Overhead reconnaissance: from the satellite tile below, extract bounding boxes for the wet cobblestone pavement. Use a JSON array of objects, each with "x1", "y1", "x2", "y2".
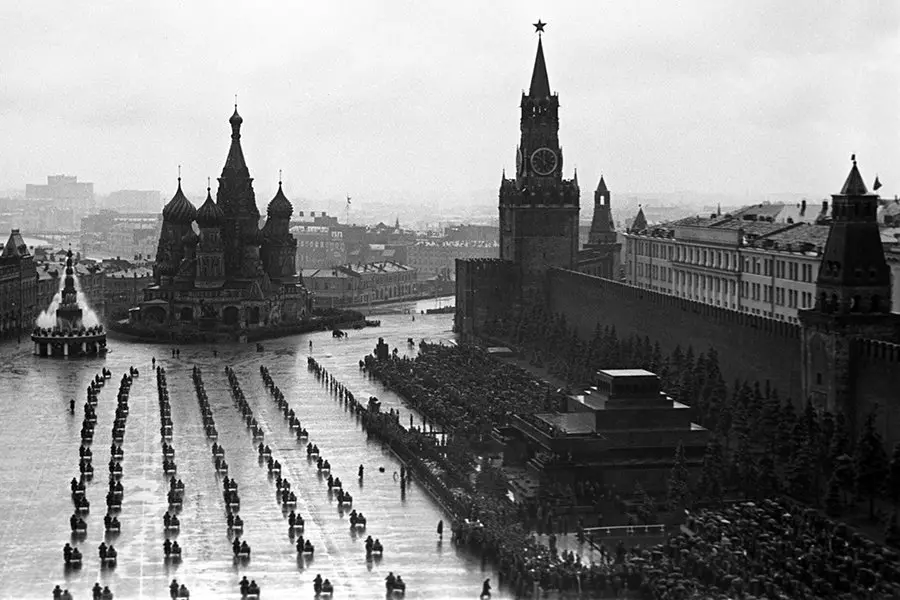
[{"x1": 0, "y1": 300, "x2": 508, "y2": 598}]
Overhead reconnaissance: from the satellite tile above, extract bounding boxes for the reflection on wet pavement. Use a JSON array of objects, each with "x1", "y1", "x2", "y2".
[{"x1": 0, "y1": 299, "x2": 510, "y2": 598}]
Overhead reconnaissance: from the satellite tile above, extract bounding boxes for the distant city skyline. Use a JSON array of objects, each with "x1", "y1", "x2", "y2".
[{"x1": 1, "y1": 1, "x2": 897, "y2": 202}]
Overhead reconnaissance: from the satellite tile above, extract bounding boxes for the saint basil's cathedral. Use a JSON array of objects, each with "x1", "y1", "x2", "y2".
[{"x1": 136, "y1": 106, "x2": 309, "y2": 329}]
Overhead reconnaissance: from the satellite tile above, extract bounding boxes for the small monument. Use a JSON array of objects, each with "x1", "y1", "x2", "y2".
[{"x1": 32, "y1": 249, "x2": 107, "y2": 357}]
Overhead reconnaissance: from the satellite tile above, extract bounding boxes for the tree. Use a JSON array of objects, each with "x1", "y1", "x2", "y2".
[
  {"x1": 667, "y1": 442, "x2": 692, "y2": 512},
  {"x1": 777, "y1": 402, "x2": 798, "y2": 463},
  {"x1": 785, "y1": 437, "x2": 816, "y2": 503},
  {"x1": 854, "y1": 412, "x2": 889, "y2": 519},
  {"x1": 833, "y1": 453, "x2": 856, "y2": 506},
  {"x1": 757, "y1": 390, "x2": 782, "y2": 455},
  {"x1": 887, "y1": 510, "x2": 900, "y2": 549},
  {"x1": 732, "y1": 436, "x2": 757, "y2": 495},
  {"x1": 824, "y1": 474, "x2": 843, "y2": 517},
  {"x1": 830, "y1": 413, "x2": 851, "y2": 466},
  {"x1": 886, "y1": 443, "x2": 900, "y2": 509},
  {"x1": 697, "y1": 438, "x2": 726, "y2": 504},
  {"x1": 633, "y1": 482, "x2": 656, "y2": 524},
  {"x1": 756, "y1": 455, "x2": 778, "y2": 498},
  {"x1": 821, "y1": 411, "x2": 836, "y2": 479}
]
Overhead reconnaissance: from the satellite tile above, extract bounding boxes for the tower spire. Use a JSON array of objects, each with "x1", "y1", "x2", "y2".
[
  {"x1": 529, "y1": 31, "x2": 551, "y2": 98},
  {"x1": 223, "y1": 102, "x2": 249, "y2": 178}
]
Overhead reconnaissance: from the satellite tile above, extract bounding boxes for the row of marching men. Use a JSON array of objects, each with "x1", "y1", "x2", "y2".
[
  {"x1": 192, "y1": 367, "x2": 250, "y2": 561},
  {"x1": 260, "y1": 364, "x2": 384, "y2": 563},
  {"x1": 255, "y1": 366, "x2": 318, "y2": 560},
  {"x1": 222, "y1": 367, "x2": 258, "y2": 561},
  {"x1": 191, "y1": 366, "x2": 219, "y2": 441},
  {"x1": 302, "y1": 360, "x2": 396, "y2": 594},
  {"x1": 260, "y1": 365, "x2": 309, "y2": 440},
  {"x1": 65, "y1": 369, "x2": 133, "y2": 567},
  {"x1": 308, "y1": 357, "x2": 360, "y2": 415},
  {"x1": 225, "y1": 366, "x2": 264, "y2": 439},
  {"x1": 157, "y1": 366, "x2": 186, "y2": 563}
]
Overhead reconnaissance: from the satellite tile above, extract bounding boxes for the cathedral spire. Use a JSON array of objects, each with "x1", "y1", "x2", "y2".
[
  {"x1": 223, "y1": 103, "x2": 249, "y2": 178},
  {"x1": 529, "y1": 35, "x2": 551, "y2": 98}
]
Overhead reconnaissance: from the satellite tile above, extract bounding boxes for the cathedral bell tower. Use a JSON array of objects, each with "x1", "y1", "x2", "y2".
[
  {"x1": 499, "y1": 22, "x2": 580, "y2": 292},
  {"x1": 799, "y1": 156, "x2": 899, "y2": 425}
]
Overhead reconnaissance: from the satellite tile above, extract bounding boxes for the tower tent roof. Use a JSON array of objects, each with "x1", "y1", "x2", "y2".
[
  {"x1": 1, "y1": 229, "x2": 29, "y2": 259},
  {"x1": 596, "y1": 175, "x2": 608, "y2": 194},
  {"x1": 529, "y1": 37, "x2": 551, "y2": 98},
  {"x1": 840, "y1": 159, "x2": 869, "y2": 196},
  {"x1": 631, "y1": 206, "x2": 648, "y2": 232},
  {"x1": 222, "y1": 105, "x2": 250, "y2": 178}
]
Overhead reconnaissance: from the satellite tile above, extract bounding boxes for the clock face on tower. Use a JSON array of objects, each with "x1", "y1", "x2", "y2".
[{"x1": 530, "y1": 147, "x2": 558, "y2": 175}]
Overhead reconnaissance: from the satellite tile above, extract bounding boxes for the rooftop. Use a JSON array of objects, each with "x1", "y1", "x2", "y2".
[
  {"x1": 599, "y1": 368, "x2": 656, "y2": 378},
  {"x1": 534, "y1": 412, "x2": 596, "y2": 436}
]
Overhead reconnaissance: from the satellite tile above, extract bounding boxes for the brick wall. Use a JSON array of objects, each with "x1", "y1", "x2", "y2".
[
  {"x1": 852, "y1": 339, "x2": 900, "y2": 447},
  {"x1": 546, "y1": 269, "x2": 803, "y2": 401}
]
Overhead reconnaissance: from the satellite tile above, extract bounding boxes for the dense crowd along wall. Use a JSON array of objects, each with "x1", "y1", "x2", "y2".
[{"x1": 545, "y1": 269, "x2": 804, "y2": 401}]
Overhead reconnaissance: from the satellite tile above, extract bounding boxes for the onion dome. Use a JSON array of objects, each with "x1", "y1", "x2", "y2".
[
  {"x1": 230, "y1": 105, "x2": 243, "y2": 129},
  {"x1": 267, "y1": 181, "x2": 293, "y2": 219},
  {"x1": 181, "y1": 230, "x2": 200, "y2": 247},
  {"x1": 162, "y1": 178, "x2": 197, "y2": 224},
  {"x1": 196, "y1": 186, "x2": 225, "y2": 228}
]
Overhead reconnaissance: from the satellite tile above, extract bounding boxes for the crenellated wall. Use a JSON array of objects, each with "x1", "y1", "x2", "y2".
[{"x1": 546, "y1": 269, "x2": 803, "y2": 401}]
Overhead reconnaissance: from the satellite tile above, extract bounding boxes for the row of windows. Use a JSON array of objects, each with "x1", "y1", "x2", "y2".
[
  {"x1": 631, "y1": 239, "x2": 820, "y2": 282},
  {"x1": 742, "y1": 257, "x2": 816, "y2": 282}
]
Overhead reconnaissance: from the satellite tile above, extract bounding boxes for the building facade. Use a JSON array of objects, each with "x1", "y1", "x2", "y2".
[
  {"x1": 26, "y1": 175, "x2": 94, "y2": 213},
  {"x1": 0, "y1": 230, "x2": 38, "y2": 338},
  {"x1": 292, "y1": 225, "x2": 347, "y2": 270},
  {"x1": 304, "y1": 261, "x2": 417, "y2": 307},
  {"x1": 407, "y1": 240, "x2": 499, "y2": 280},
  {"x1": 104, "y1": 266, "x2": 153, "y2": 319},
  {"x1": 81, "y1": 211, "x2": 161, "y2": 261},
  {"x1": 137, "y1": 107, "x2": 308, "y2": 329},
  {"x1": 623, "y1": 211, "x2": 837, "y2": 322}
]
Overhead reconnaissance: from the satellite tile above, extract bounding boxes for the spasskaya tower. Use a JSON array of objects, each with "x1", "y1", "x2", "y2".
[{"x1": 499, "y1": 21, "x2": 580, "y2": 290}]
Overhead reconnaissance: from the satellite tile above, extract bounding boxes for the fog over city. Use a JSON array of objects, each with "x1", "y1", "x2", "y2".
[{"x1": 2, "y1": 0, "x2": 897, "y2": 209}]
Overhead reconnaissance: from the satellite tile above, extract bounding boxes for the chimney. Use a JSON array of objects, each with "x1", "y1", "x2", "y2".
[{"x1": 801, "y1": 199, "x2": 806, "y2": 216}]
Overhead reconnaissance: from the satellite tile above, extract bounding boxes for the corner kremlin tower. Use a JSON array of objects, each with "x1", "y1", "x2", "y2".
[{"x1": 138, "y1": 105, "x2": 308, "y2": 329}]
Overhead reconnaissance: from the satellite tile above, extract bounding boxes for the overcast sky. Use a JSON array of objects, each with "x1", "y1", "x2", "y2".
[{"x1": 2, "y1": 1, "x2": 897, "y2": 204}]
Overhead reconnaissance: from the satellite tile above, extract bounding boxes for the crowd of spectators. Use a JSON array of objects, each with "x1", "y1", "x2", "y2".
[
  {"x1": 364, "y1": 343, "x2": 560, "y2": 437},
  {"x1": 364, "y1": 343, "x2": 899, "y2": 599}
]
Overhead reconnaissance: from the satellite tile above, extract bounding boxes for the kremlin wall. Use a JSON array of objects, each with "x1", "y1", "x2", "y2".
[{"x1": 545, "y1": 269, "x2": 803, "y2": 401}]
